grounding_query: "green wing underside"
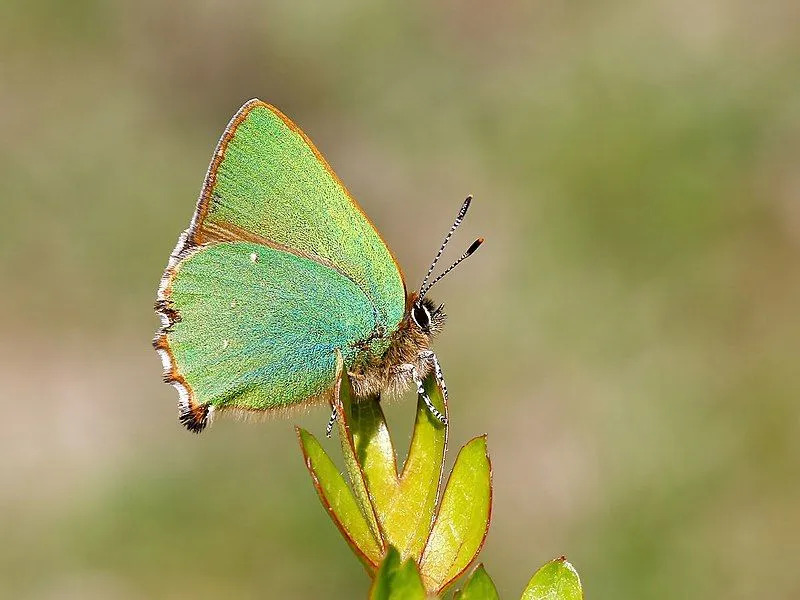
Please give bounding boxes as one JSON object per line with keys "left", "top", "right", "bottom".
{"left": 200, "top": 101, "right": 406, "bottom": 334}
{"left": 166, "top": 242, "right": 377, "bottom": 411}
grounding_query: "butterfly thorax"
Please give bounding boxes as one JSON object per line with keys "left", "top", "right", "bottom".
{"left": 348, "top": 295, "right": 446, "bottom": 399}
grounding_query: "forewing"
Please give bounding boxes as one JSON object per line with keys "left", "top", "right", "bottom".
{"left": 180, "top": 99, "right": 406, "bottom": 333}
{"left": 155, "top": 242, "right": 376, "bottom": 421}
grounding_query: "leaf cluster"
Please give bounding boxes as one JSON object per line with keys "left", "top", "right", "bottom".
{"left": 297, "top": 355, "right": 583, "bottom": 598}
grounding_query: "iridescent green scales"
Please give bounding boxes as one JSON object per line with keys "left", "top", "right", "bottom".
{"left": 202, "top": 103, "right": 405, "bottom": 327}
{"left": 167, "top": 243, "right": 376, "bottom": 409}
{"left": 156, "top": 100, "right": 407, "bottom": 421}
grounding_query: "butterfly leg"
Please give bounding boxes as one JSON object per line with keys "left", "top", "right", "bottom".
{"left": 325, "top": 404, "right": 338, "bottom": 438}
{"left": 418, "top": 350, "right": 448, "bottom": 403}
{"left": 399, "top": 363, "right": 448, "bottom": 426}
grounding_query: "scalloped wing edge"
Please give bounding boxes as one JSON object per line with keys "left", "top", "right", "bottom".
{"left": 153, "top": 236, "right": 211, "bottom": 432}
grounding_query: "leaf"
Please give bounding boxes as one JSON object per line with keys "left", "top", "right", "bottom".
{"left": 369, "top": 546, "right": 428, "bottom": 600}
{"left": 520, "top": 557, "right": 583, "bottom": 600}
{"left": 300, "top": 354, "right": 493, "bottom": 595}
{"left": 455, "top": 564, "right": 500, "bottom": 600}
{"left": 332, "top": 351, "right": 384, "bottom": 546}
{"left": 339, "top": 367, "right": 448, "bottom": 562}
{"left": 419, "top": 436, "right": 492, "bottom": 593}
{"left": 348, "top": 383, "right": 400, "bottom": 539}
{"left": 392, "top": 375, "right": 448, "bottom": 560}
{"left": 296, "top": 427, "right": 382, "bottom": 570}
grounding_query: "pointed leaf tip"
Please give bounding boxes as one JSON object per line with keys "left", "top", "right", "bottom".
{"left": 455, "top": 564, "right": 500, "bottom": 600}
{"left": 370, "top": 547, "right": 427, "bottom": 600}
{"left": 521, "top": 557, "right": 583, "bottom": 600}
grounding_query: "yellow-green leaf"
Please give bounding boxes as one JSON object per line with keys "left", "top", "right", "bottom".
{"left": 383, "top": 375, "right": 448, "bottom": 560}
{"left": 348, "top": 386, "right": 400, "bottom": 540}
{"left": 455, "top": 564, "right": 500, "bottom": 600}
{"left": 419, "top": 435, "right": 492, "bottom": 593}
{"left": 335, "top": 369, "right": 449, "bottom": 563}
{"left": 332, "top": 352, "right": 384, "bottom": 546}
{"left": 520, "top": 557, "right": 583, "bottom": 600}
{"left": 296, "top": 427, "right": 382, "bottom": 570}
{"left": 369, "top": 546, "right": 427, "bottom": 600}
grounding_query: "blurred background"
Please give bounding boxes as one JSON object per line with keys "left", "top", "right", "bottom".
{"left": 1, "top": 0, "right": 799, "bottom": 598}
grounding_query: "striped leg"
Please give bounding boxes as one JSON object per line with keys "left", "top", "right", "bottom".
{"left": 325, "top": 404, "right": 337, "bottom": 438}
{"left": 400, "top": 362, "right": 448, "bottom": 426}
{"left": 419, "top": 350, "right": 448, "bottom": 403}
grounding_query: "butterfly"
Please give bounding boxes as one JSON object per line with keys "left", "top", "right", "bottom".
{"left": 154, "top": 99, "right": 482, "bottom": 434}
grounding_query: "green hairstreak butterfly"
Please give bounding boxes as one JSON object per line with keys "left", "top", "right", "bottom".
{"left": 154, "top": 99, "right": 482, "bottom": 433}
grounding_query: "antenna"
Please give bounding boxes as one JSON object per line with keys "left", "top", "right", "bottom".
{"left": 420, "top": 237, "right": 483, "bottom": 299}
{"left": 418, "top": 195, "right": 484, "bottom": 299}
{"left": 419, "top": 194, "right": 472, "bottom": 297}
{"left": 419, "top": 196, "right": 473, "bottom": 294}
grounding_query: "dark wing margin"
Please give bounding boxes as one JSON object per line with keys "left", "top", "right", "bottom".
{"left": 154, "top": 243, "right": 211, "bottom": 433}
{"left": 153, "top": 101, "right": 271, "bottom": 432}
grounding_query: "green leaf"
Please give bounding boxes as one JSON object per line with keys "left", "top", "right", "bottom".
{"left": 392, "top": 375, "right": 448, "bottom": 560}
{"left": 300, "top": 352, "right": 493, "bottom": 596}
{"left": 455, "top": 564, "right": 500, "bottom": 600}
{"left": 419, "top": 436, "right": 492, "bottom": 593}
{"left": 332, "top": 352, "right": 384, "bottom": 546}
{"left": 296, "top": 427, "right": 382, "bottom": 570}
{"left": 369, "top": 546, "right": 427, "bottom": 600}
{"left": 520, "top": 557, "right": 583, "bottom": 600}
{"left": 338, "top": 363, "right": 448, "bottom": 562}
{"left": 358, "top": 374, "right": 448, "bottom": 561}
{"left": 348, "top": 382, "right": 400, "bottom": 540}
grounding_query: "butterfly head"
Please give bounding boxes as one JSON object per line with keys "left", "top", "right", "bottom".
{"left": 410, "top": 296, "right": 447, "bottom": 336}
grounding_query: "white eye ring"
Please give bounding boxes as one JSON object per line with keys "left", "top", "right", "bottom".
{"left": 412, "top": 303, "right": 432, "bottom": 330}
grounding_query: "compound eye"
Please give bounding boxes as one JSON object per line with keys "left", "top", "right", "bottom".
{"left": 412, "top": 303, "right": 431, "bottom": 330}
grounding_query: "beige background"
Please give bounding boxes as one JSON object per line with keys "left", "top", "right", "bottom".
{"left": 1, "top": 1, "right": 798, "bottom": 598}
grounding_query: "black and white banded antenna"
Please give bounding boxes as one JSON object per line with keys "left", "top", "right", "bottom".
{"left": 418, "top": 195, "right": 484, "bottom": 300}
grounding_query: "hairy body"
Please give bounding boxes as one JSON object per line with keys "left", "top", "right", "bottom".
{"left": 349, "top": 295, "right": 445, "bottom": 399}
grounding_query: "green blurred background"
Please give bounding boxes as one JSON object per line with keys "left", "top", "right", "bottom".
{"left": 2, "top": 0, "right": 798, "bottom": 598}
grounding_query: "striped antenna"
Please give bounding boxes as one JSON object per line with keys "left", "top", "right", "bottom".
{"left": 420, "top": 237, "right": 484, "bottom": 299}
{"left": 419, "top": 195, "right": 473, "bottom": 294}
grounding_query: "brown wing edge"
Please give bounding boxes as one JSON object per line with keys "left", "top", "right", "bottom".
{"left": 152, "top": 100, "right": 284, "bottom": 433}
{"left": 261, "top": 101, "right": 407, "bottom": 292}
{"left": 153, "top": 239, "right": 211, "bottom": 433}
{"left": 153, "top": 242, "right": 338, "bottom": 433}
{"left": 182, "top": 98, "right": 406, "bottom": 289}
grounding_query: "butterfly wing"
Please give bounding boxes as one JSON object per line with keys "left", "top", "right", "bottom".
{"left": 156, "top": 242, "right": 377, "bottom": 429}
{"left": 156, "top": 101, "right": 406, "bottom": 429}
{"left": 180, "top": 99, "right": 405, "bottom": 329}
